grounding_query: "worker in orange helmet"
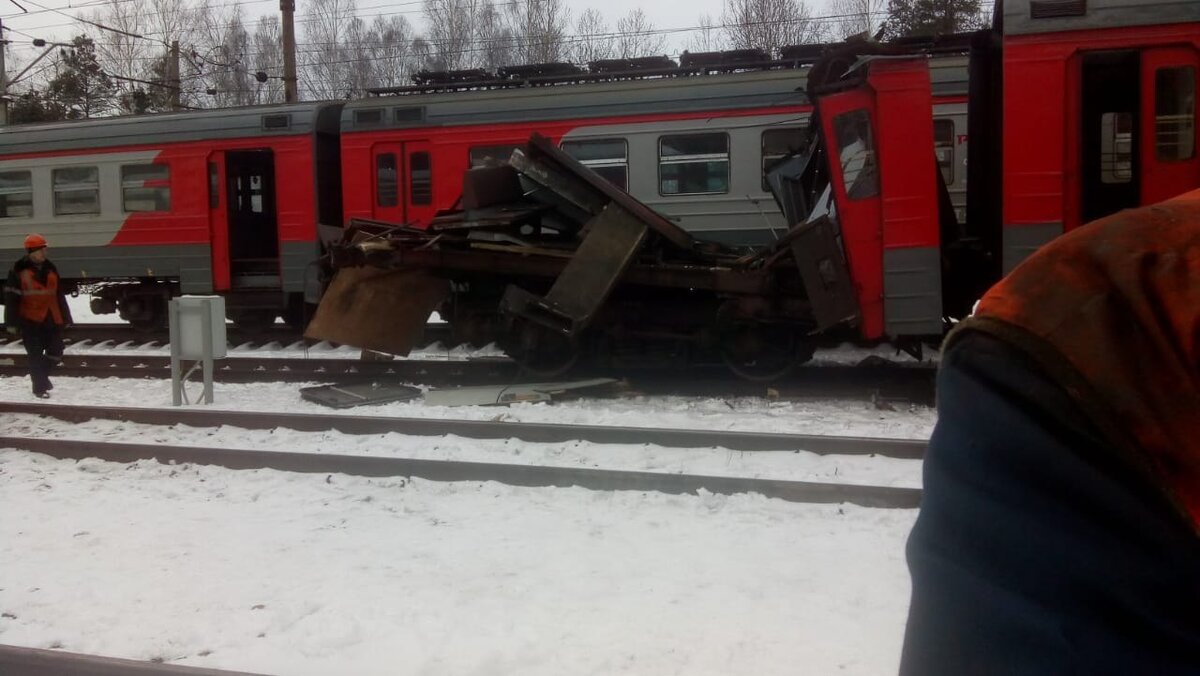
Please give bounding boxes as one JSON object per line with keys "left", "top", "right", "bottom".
{"left": 900, "top": 191, "right": 1200, "bottom": 673}
{"left": 4, "top": 234, "right": 72, "bottom": 398}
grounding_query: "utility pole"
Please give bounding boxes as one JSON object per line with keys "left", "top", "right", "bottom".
{"left": 281, "top": 0, "right": 298, "bottom": 102}
{"left": 169, "top": 40, "right": 181, "bottom": 111}
{"left": 0, "top": 18, "right": 8, "bottom": 126}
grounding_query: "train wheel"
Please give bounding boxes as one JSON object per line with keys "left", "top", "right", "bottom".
{"left": 720, "top": 325, "right": 814, "bottom": 382}
{"left": 121, "top": 298, "right": 166, "bottom": 333}
{"left": 504, "top": 319, "right": 579, "bottom": 379}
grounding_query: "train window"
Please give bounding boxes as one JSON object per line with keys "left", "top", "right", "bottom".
{"left": 561, "top": 138, "right": 628, "bottom": 190}
{"left": 469, "top": 145, "right": 519, "bottom": 168}
{"left": 354, "top": 108, "right": 384, "bottom": 126}
{"left": 761, "top": 128, "right": 805, "bottom": 191}
{"left": 376, "top": 153, "right": 398, "bottom": 207}
{"left": 934, "top": 120, "right": 955, "bottom": 184}
{"left": 52, "top": 166, "right": 100, "bottom": 216}
{"left": 121, "top": 164, "right": 171, "bottom": 212}
{"left": 1100, "top": 112, "right": 1134, "bottom": 184}
{"left": 833, "top": 109, "right": 879, "bottom": 200}
{"left": 208, "top": 163, "right": 219, "bottom": 209}
{"left": 659, "top": 133, "right": 729, "bottom": 195}
{"left": 0, "top": 171, "right": 32, "bottom": 218}
{"left": 1155, "top": 66, "right": 1196, "bottom": 161}
{"left": 410, "top": 152, "right": 432, "bottom": 205}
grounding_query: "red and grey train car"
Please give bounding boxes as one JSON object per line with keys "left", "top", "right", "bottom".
{"left": 0, "top": 103, "right": 343, "bottom": 328}
{"left": 777, "top": 0, "right": 1200, "bottom": 349}
{"left": 340, "top": 54, "right": 970, "bottom": 248}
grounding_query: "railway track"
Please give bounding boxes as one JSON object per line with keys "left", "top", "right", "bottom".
{"left": 0, "top": 401, "right": 928, "bottom": 457}
{"left": 0, "top": 644, "right": 267, "bottom": 676}
{"left": 0, "top": 352, "right": 936, "bottom": 401}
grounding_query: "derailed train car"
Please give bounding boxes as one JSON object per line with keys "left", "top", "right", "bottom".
{"left": 308, "top": 0, "right": 1200, "bottom": 379}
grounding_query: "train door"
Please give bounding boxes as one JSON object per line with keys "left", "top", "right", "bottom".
{"left": 1079, "top": 51, "right": 1141, "bottom": 224}
{"left": 371, "top": 141, "right": 435, "bottom": 226}
{"left": 225, "top": 150, "right": 280, "bottom": 288}
{"left": 207, "top": 152, "right": 231, "bottom": 291}
{"left": 1140, "top": 47, "right": 1199, "bottom": 205}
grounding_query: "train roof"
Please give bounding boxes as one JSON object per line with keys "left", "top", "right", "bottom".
{"left": 0, "top": 100, "right": 344, "bottom": 155}
{"left": 1003, "top": 0, "right": 1198, "bottom": 36}
{"left": 341, "top": 54, "right": 969, "bottom": 133}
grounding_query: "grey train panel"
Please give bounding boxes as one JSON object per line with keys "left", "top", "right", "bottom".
{"left": 883, "top": 247, "right": 944, "bottom": 336}
{"left": 34, "top": 243, "right": 213, "bottom": 293}
{"left": 1004, "top": 0, "right": 1199, "bottom": 36}
{"left": 280, "top": 240, "right": 322, "bottom": 293}
{"left": 0, "top": 102, "right": 345, "bottom": 156}
{"left": 342, "top": 56, "right": 969, "bottom": 132}
{"left": 1002, "top": 222, "right": 1062, "bottom": 274}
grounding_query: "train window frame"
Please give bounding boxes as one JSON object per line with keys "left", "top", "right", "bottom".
{"left": 761, "top": 127, "right": 806, "bottom": 192}
{"left": 52, "top": 166, "right": 101, "bottom": 216}
{"left": 469, "top": 145, "right": 520, "bottom": 168}
{"left": 120, "top": 163, "right": 171, "bottom": 213}
{"left": 376, "top": 153, "right": 398, "bottom": 208}
{"left": 561, "top": 138, "right": 628, "bottom": 191}
{"left": 833, "top": 109, "right": 879, "bottom": 200}
{"left": 934, "top": 119, "right": 955, "bottom": 184}
{"left": 409, "top": 151, "right": 432, "bottom": 206}
{"left": 1100, "top": 111, "right": 1134, "bottom": 184}
{"left": 1154, "top": 65, "right": 1196, "bottom": 162}
{"left": 658, "top": 132, "right": 730, "bottom": 196}
{"left": 0, "top": 170, "right": 33, "bottom": 219}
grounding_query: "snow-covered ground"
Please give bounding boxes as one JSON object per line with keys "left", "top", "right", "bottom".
{"left": 0, "top": 295, "right": 930, "bottom": 674}
{"left": 0, "top": 450, "right": 917, "bottom": 675}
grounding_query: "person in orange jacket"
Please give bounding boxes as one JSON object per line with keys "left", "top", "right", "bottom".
{"left": 4, "top": 234, "right": 72, "bottom": 398}
{"left": 900, "top": 191, "right": 1200, "bottom": 673}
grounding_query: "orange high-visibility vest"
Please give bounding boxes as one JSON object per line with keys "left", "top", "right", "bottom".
{"left": 951, "top": 189, "right": 1200, "bottom": 529}
{"left": 17, "top": 266, "right": 64, "bottom": 325}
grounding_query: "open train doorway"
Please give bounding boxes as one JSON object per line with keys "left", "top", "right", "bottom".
{"left": 225, "top": 150, "right": 280, "bottom": 288}
{"left": 1080, "top": 50, "right": 1141, "bottom": 224}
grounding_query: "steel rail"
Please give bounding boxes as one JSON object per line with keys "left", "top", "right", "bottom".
{"left": 0, "top": 435, "right": 922, "bottom": 509}
{"left": 0, "top": 352, "right": 935, "bottom": 401}
{"left": 0, "top": 402, "right": 928, "bottom": 458}
{"left": 0, "top": 644, "right": 267, "bottom": 676}
{"left": 0, "top": 352, "right": 518, "bottom": 385}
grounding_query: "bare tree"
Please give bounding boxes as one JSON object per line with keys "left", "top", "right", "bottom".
{"left": 252, "top": 15, "right": 285, "bottom": 104}
{"left": 364, "top": 15, "right": 418, "bottom": 90}
{"left": 689, "top": 14, "right": 725, "bottom": 52}
{"left": 300, "top": 0, "right": 359, "bottom": 99}
{"left": 423, "top": 0, "right": 482, "bottom": 71}
{"left": 476, "top": 1, "right": 515, "bottom": 70}
{"left": 199, "top": 9, "right": 256, "bottom": 107}
{"left": 614, "top": 9, "right": 665, "bottom": 59}
{"left": 832, "top": 0, "right": 886, "bottom": 39}
{"left": 90, "top": 0, "right": 196, "bottom": 112}
{"left": 722, "top": 0, "right": 826, "bottom": 55}
{"left": 504, "top": 0, "right": 571, "bottom": 64}
{"left": 572, "top": 8, "right": 613, "bottom": 64}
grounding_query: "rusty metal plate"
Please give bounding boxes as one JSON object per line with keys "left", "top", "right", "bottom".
{"left": 305, "top": 266, "right": 450, "bottom": 356}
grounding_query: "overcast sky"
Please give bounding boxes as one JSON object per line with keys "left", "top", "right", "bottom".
{"left": 0, "top": 0, "right": 847, "bottom": 59}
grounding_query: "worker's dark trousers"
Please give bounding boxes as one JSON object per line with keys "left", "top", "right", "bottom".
{"left": 20, "top": 318, "right": 62, "bottom": 395}
{"left": 900, "top": 332, "right": 1200, "bottom": 675}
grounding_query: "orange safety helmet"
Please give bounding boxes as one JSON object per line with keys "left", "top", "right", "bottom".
{"left": 23, "top": 233, "right": 47, "bottom": 251}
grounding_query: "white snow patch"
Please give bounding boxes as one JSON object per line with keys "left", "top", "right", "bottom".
{"left": 0, "top": 450, "right": 917, "bottom": 675}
